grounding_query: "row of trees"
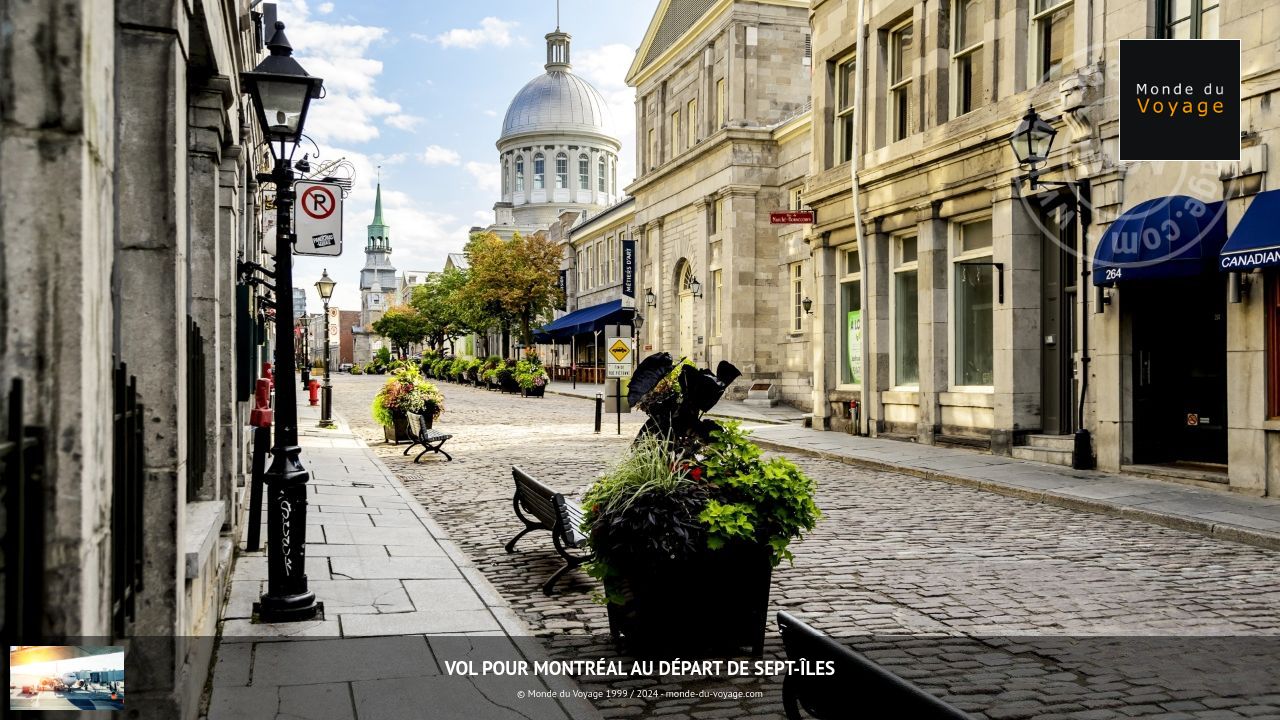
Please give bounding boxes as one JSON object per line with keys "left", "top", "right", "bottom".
{"left": 370, "top": 230, "right": 563, "bottom": 357}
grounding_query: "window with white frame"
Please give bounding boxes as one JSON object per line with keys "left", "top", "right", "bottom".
{"left": 555, "top": 152, "right": 568, "bottom": 190}
{"left": 834, "top": 54, "right": 856, "bottom": 164}
{"left": 533, "top": 153, "right": 545, "bottom": 189}
{"left": 608, "top": 238, "right": 617, "bottom": 283}
{"left": 1032, "top": 0, "right": 1073, "bottom": 83}
{"left": 586, "top": 245, "right": 594, "bottom": 289}
{"left": 515, "top": 156, "right": 525, "bottom": 192}
{"left": 712, "top": 269, "right": 723, "bottom": 336}
{"left": 954, "top": 219, "right": 994, "bottom": 386}
{"left": 1163, "top": 0, "right": 1219, "bottom": 38}
{"left": 791, "top": 262, "right": 804, "bottom": 332}
{"left": 597, "top": 155, "right": 606, "bottom": 191}
{"left": 596, "top": 241, "right": 605, "bottom": 287}
{"left": 893, "top": 235, "right": 919, "bottom": 386}
{"left": 953, "top": 0, "right": 984, "bottom": 116}
{"left": 578, "top": 248, "right": 587, "bottom": 291}
{"left": 578, "top": 154, "right": 589, "bottom": 190}
{"left": 687, "top": 98, "right": 698, "bottom": 147}
{"left": 789, "top": 186, "right": 804, "bottom": 211}
{"left": 839, "top": 246, "right": 862, "bottom": 385}
{"left": 889, "top": 20, "right": 914, "bottom": 141}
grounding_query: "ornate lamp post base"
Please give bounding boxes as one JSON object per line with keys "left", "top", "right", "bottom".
{"left": 254, "top": 445, "right": 324, "bottom": 623}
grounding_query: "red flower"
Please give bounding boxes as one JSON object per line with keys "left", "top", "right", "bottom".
{"left": 690, "top": 466, "right": 703, "bottom": 481}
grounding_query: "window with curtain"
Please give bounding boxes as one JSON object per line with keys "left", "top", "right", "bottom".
{"left": 953, "top": 0, "right": 984, "bottom": 116}
{"left": 1163, "top": 0, "right": 1219, "bottom": 38}
{"left": 578, "top": 154, "right": 589, "bottom": 190}
{"left": 834, "top": 54, "right": 856, "bottom": 164}
{"left": 1033, "top": 0, "right": 1073, "bottom": 83}
{"left": 889, "top": 20, "right": 914, "bottom": 141}
{"left": 533, "top": 153, "right": 545, "bottom": 189}
{"left": 954, "top": 219, "right": 994, "bottom": 386}
{"left": 893, "top": 236, "right": 919, "bottom": 386}
{"left": 515, "top": 156, "right": 525, "bottom": 192}
{"left": 555, "top": 152, "right": 568, "bottom": 190}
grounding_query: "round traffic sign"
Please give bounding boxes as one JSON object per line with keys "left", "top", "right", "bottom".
{"left": 301, "top": 185, "right": 337, "bottom": 220}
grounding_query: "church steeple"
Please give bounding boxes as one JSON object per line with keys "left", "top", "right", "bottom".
{"left": 366, "top": 182, "right": 390, "bottom": 252}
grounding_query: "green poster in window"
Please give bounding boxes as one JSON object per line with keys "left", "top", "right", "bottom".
{"left": 847, "top": 309, "right": 862, "bottom": 385}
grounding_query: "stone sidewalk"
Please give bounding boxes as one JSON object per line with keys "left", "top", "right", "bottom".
{"left": 202, "top": 402, "right": 601, "bottom": 720}
{"left": 747, "top": 424, "right": 1280, "bottom": 551}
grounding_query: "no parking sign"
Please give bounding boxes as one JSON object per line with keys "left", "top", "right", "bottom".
{"left": 294, "top": 180, "right": 343, "bottom": 256}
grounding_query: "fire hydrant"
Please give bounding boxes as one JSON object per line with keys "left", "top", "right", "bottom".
{"left": 308, "top": 379, "right": 320, "bottom": 406}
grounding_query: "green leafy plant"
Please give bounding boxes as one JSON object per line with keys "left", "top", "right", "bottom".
{"left": 371, "top": 365, "right": 445, "bottom": 426}
{"left": 375, "top": 346, "right": 392, "bottom": 365}
{"left": 349, "top": 364, "right": 363, "bottom": 375}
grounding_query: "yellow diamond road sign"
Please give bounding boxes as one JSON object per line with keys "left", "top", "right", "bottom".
{"left": 609, "top": 339, "right": 631, "bottom": 362}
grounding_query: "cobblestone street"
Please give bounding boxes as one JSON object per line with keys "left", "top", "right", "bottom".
{"left": 333, "top": 374, "right": 1280, "bottom": 720}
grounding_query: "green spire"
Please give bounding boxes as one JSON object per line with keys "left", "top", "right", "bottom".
{"left": 367, "top": 182, "right": 390, "bottom": 252}
{"left": 372, "top": 182, "right": 385, "bottom": 226}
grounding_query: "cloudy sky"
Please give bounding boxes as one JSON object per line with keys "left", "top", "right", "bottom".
{"left": 278, "top": 0, "right": 654, "bottom": 311}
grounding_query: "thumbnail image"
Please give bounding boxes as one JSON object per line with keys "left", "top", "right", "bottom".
{"left": 9, "top": 646, "right": 124, "bottom": 712}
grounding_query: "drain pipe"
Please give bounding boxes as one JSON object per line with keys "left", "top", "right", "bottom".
{"left": 851, "top": 0, "right": 870, "bottom": 436}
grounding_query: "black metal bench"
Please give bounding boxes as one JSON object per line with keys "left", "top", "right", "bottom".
{"left": 777, "top": 611, "right": 970, "bottom": 719}
{"left": 505, "top": 466, "right": 593, "bottom": 595}
{"left": 403, "top": 413, "right": 452, "bottom": 462}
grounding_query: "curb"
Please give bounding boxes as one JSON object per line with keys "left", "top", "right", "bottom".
{"left": 753, "top": 439, "right": 1280, "bottom": 553}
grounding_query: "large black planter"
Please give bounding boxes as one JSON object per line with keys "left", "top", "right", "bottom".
{"left": 383, "top": 412, "right": 411, "bottom": 444}
{"left": 521, "top": 384, "right": 546, "bottom": 398}
{"left": 604, "top": 542, "right": 772, "bottom": 657}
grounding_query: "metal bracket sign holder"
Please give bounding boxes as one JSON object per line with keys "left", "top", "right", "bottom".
{"left": 605, "top": 324, "right": 633, "bottom": 435}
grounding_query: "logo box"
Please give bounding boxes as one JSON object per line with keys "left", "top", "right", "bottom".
{"left": 1119, "top": 39, "right": 1240, "bottom": 162}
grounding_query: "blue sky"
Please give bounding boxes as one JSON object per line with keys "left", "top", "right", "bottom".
{"left": 281, "top": 0, "right": 654, "bottom": 311}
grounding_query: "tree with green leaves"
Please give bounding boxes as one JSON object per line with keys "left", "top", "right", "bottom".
{"left": 371, "top": 306, "right": 428, "bottom": 359}
{"left": 410, "top": 267, "right": 482, "bottom": 355}
{"left": 464, "top": 230, "right": 562, "bottom": 349}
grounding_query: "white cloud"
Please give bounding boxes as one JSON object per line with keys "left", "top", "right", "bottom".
{"left": 483, "top": 109, "right": 498, "bottom": 117}
{"left": 465, "top": 161, "right": 500, "bottom": 193}
{"left": 317, "top": 2, "right": 334, "bottom": 14}
{"left": 422, "top": 145, "right": 462, "bottom": 166}
{"left": 575, "top": 43, "right": 638, "bottom": 189}
{"left": 386, "top": 114, "right": 423, "bottom": 131}
{"left": 433, "top": 17, "right": 517, "bottom": 50}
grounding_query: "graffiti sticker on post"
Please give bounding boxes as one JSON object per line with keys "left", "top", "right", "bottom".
{"left": 294, "top": 181, "right": 343, "bottom": 256}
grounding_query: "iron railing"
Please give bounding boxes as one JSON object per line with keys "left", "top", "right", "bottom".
{"left": 2, "top": 378, "right": 47, "bottom": 640}
{"left": 187, "top": 318, "right": 207, "bottom": 499}
{"left": 111, "top": 362, "right": 145, "bottom": 637}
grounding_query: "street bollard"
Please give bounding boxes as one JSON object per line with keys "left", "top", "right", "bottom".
{"left": 300, "top": 366, "right": 311, "bottom": 391}
{"left": 594, "top": 392, "right": 603, "bottom": 434}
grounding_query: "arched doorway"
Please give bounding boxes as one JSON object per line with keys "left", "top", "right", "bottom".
{"left": 674, "top": 260, "right": 694, "bottom": 361}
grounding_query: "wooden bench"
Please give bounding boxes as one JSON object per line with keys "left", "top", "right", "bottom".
{"left": 777, "top": 611, "right": 971, "bottom": 719}
{"left": 505, "top": 466, "right": 593, "bottom": 595}
{"left": 403, "top": 413, "right": 452, "bottom": 462}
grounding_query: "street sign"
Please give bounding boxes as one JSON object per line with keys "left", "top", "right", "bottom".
{"left": 606, "top": 336, "right": 633, "bottom": 379}
{"left": 770, "top": 210, "right": 815, "bottom": 224}
{"left": 609, "top": 338, "right": 631, "bottom": 362}
{"left": 294, "top": 181, "right": 344, "bottom": 256}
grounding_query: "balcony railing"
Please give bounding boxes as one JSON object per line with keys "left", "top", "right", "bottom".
{"left": 112, "top": 362, "right": 145, "bottom": 637}
{"left": 187, "top": 318, "right": 207, "bottom": 499}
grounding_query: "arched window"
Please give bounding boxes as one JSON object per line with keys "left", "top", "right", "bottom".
{"left": 578, "top": 154, "right": 589, "bottom": 190}
{"left": 515, "top": 156, "right": 525, "bottom": 192}
{"left": 533, "top": 153, "right": 545, "bottom": 190}
{"left": 597, "top": 155, "right": 606, "bottom": 192}
{"left": 502, "top": 160, "right": 510, "bottom": 195}
{"left": 555, "top": 152, "right": 568, "bottom": 190}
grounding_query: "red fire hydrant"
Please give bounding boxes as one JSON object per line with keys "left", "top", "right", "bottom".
{"left": 308, "top": 379, "right": 320, "bottom": 406}
{"left": 250, "top": 378, "right": 273, "bottom": 427}
{"left": 261, "top": 361, "right": 274, "bottom": 389}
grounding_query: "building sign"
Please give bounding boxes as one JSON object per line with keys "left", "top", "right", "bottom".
{"left": 557, "top": 270, "right": 569, "bottom": 310}
{"left": 622, "top": 239, "right": 636, "bottom": 297}
{"left": 770, "top": 211, "right": 815, "bottom": 225}
{"left": 294, "top": 181, "right": 344, "bottom": 256}
{"left": 846, "top": 310, "right": 862, "bottom": 385}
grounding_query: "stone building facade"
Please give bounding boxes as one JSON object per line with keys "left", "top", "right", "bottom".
{"left": 805, "top": 0, "right": 1280, "bottom": 497}
{"left": 627, "top": 0, "right": 814, "bottom": 407}
{"left": 0, "top": 0, "right": 276, "bottom": 716}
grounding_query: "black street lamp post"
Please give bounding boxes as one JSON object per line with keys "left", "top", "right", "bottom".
{"left": 243, "top": 21, "right": 326, "bottom": 622}
{"left": 1008, "top": 105, "right": 1095, "bottom": 471}
{"left": 315, "top": 269, "right": 336, "bottom": 429}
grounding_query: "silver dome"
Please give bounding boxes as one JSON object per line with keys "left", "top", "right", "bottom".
{"left": 499, "top": 71, "right": 617, "bottom": 144}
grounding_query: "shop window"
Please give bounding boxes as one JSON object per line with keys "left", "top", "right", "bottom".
{"left": 839, "top": 247, "right": 863, "bottom": 386}
{"left": 894, "top": 236, "right": 920, "bottom": 386}
{"left": 953, "top": 0, "right": 984, "bottom": 116}
{"left": 954, "top": 219, "right": 994, "bottom": 386}
{"left": 1033, "top": 0, "right": 1073, "bottom": 83}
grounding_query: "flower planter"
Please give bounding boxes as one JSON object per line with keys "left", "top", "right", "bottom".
{"left": 499, "top": 374, "right": 521, "bottom": 394}
{"left": 521, "top": 384, "right": 546, "bottom": 398}
{"left": 383, "top": 412, "right": 411, "bottom": 444}
{"left": 604, "top": 542, "right": 772, "bottom": 657}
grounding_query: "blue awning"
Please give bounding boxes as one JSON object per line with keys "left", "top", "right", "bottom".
{"left": 533, "top": 299, "right": 631, "bottom": 343}
{"left": 1220, "top": 189, "right": 1280, "bottom": 271}
{"left": 1092, "top": 196, "right": 1227, "bottom": 286}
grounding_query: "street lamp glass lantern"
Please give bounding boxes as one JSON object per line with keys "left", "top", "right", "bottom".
{"left": 802, "top": 297, "right": 814, "bottom": 314}
{"left": 241, "top": 22, "right": 324, "bottom": 150}
{"left": 1008, "top": 106, "right": 1057, "bottom": 168}
{"left": 689, "top": 277, "right": 703, "bottom": 297}
{"left": 314, "top": 268, "right": 336, "bottom": 302}
{"left": 645, "top": 288, "right": 657, "bottom": 307}
{"left": 633, "top": 314, "right": 645, "bottom": 331}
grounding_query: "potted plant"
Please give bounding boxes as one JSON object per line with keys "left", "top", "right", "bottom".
{"left": 497, "top": 359, "right": 521, "bottom": 393}
{"left": 581, "top": 354, "right": 820, "bottom": 657}
{"left": 372, "top": 366, "right": 445, "bottom": 443}
{"left": 514, "top": 357, "right": 549, "bottom": 397}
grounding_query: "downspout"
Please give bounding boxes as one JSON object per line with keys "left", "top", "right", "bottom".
{"left": 852, "top": 0, "right": 869, "bottom": 435}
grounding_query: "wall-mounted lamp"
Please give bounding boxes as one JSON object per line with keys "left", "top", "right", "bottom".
{"left": 802, "top": 297, "right": 814, "bottom": 314}
{"left": 689, "top": 277, "right": 703, "bottom": 298}
{"left": 1229, "top": 271, "right": 1252, "bottom": 304}
{"left": 645, "top": 288, "right": 657, "bottom": 307}
{"left": 1093, "top": 285, "right": 1112, "bottom": 314}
